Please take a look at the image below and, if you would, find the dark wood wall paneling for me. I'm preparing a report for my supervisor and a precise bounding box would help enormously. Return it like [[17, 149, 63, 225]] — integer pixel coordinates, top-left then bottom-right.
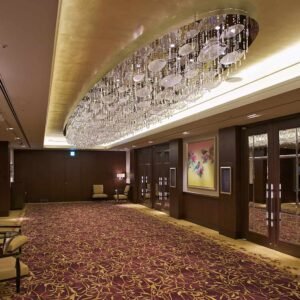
[[14, 150, 126, 202], [218, 126, 242, 238], [182, 127, 242, 234], [131, 129, 241, 235], [0, 142, 10, 216], [182, 193, 219, 230], [129, 149, 138, 203], [169, 139, 183, 219]]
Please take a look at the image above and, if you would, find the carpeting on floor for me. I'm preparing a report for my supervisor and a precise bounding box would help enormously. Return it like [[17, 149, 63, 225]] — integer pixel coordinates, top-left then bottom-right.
[[0, 202, 299, 299]]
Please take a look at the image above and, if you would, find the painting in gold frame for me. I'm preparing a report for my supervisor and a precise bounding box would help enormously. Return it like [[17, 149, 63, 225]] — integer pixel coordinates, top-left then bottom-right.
[[187, 138, 216, 190]]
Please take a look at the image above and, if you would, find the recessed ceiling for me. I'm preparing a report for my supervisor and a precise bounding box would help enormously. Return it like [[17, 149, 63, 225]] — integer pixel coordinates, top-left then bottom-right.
[[45, 0, 300, 149]]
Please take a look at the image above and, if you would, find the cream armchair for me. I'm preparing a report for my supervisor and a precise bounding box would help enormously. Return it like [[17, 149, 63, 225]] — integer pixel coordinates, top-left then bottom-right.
[[113, 185, 130, 201], [0, 222, 22, 252], [92, 184, 108, 199], [0, 233, 29, 293]]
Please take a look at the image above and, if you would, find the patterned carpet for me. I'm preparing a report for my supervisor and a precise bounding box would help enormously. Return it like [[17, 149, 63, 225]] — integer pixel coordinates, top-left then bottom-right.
[[0, 202, 299, 299]]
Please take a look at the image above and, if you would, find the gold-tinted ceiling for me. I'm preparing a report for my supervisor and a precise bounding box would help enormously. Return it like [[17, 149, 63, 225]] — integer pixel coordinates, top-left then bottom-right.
[[45, 0, 300, 144]]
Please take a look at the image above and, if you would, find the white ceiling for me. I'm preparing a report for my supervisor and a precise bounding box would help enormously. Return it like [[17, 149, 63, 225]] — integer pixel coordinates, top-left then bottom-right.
[[0, 0, 300, 150]]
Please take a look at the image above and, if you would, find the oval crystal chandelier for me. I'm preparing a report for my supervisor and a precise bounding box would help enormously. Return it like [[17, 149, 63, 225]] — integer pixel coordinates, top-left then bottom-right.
[[65, 11, 258, 148]]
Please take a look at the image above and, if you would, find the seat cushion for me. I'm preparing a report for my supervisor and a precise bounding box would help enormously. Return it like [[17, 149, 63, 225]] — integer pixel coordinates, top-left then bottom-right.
[[0, 257, 29, 280], [92, 193, 108, 199], [113, 194, 128, 200], [93, 185, 104, 194]]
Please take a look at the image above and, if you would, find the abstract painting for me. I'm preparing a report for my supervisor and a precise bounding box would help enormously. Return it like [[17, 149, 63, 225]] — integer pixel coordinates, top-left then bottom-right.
[[187, 138, 216, 190]]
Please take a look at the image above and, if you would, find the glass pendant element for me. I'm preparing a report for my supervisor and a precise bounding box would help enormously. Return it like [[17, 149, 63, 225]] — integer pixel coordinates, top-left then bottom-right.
[[65, 11, 258, 147]]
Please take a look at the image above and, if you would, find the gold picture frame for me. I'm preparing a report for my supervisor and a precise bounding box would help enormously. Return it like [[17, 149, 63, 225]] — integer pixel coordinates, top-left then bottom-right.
[[187, 138, 216, 190]]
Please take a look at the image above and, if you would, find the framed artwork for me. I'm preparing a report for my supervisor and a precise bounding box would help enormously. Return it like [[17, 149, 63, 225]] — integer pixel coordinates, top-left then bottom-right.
[[187, 138, 216, 190], [170, 168, 176, 188], [220, 166, 231, 194]]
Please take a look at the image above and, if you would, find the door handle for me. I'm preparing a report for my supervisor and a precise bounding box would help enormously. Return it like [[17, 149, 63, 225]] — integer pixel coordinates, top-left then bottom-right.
[[279, 183, 282, 200]]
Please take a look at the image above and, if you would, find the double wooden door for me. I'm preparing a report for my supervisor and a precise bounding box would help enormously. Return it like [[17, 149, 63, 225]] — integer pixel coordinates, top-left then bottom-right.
[[244, 117, 300, 257], [153, 165, 170, 213], [138, 164, 152, 208]]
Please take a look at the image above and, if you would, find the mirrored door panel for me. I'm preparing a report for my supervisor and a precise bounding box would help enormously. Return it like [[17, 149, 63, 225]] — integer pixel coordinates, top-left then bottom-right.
[[144, 165, 152, 208], [248, 133, 269, 237], [244, 118, 300, 257], [279, 128, 300, 246]]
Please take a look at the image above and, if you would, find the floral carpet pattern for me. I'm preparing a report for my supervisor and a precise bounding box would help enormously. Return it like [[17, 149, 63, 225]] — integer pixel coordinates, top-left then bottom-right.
[[0, 202, 299, 299]]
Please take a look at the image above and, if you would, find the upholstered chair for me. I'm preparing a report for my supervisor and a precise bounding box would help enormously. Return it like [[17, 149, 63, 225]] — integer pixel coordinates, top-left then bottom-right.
[[0, 222, 22, 255], [0, 233, 29, 293], [113, 185, 130, 201], [92, 184, 108, 199]]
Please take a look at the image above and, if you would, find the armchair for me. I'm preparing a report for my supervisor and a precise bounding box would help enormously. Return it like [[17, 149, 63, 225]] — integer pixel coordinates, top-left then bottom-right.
[[114, 185, 130, 201], [92, 184, 108, 200], [0, 222, 22, 255], [0, 233, 29, 293]]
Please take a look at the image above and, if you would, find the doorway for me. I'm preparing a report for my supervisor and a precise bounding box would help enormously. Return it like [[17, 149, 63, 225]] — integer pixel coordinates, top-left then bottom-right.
[[153, 145, 170, 213], [244, 117, 300, 257]]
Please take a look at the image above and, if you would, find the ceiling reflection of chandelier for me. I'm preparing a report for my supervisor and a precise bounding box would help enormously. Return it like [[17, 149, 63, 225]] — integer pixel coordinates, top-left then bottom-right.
[[248, 129, 300, 148], [65, 10, 258, 148]]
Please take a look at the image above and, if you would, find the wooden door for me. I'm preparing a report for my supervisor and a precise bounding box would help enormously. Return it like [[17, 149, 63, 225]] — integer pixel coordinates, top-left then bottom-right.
[[244, 118, 300, 257], [273, 118, 300, 257], [246, 124, 276, 248]]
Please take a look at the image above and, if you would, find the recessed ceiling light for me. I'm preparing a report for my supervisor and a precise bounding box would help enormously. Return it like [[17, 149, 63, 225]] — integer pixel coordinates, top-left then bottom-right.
[[170, 43, 175, 48], [6, 127, 14, 131], [226, 76, 243, 83], [132, 145, 136, 148], [148, 141, 153, 144], [215, 25, 221, 30], [247, 113, 261, 119], [182, 131, 190, 135], [14, 137, 21, 140]]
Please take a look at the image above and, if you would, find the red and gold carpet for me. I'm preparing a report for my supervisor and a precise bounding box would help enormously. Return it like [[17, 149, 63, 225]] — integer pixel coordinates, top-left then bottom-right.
[[0, 202, 299, 299]]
